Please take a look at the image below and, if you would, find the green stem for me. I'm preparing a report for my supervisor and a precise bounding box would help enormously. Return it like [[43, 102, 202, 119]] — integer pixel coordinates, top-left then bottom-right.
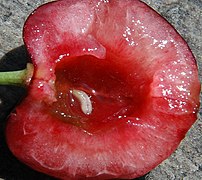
[[0, 63, 34, 86]]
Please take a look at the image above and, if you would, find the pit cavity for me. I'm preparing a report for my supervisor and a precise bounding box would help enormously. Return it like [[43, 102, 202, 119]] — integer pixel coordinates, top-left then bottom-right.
[[51, 55, 149, 132]]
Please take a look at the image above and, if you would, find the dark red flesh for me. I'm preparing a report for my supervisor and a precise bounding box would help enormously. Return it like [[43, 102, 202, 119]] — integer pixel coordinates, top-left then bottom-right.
[[6, 0, 200, 179], [52, 55, 148, 132]]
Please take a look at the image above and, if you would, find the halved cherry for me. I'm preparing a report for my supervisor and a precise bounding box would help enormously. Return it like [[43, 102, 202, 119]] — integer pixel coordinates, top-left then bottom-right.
[[5, 0, 200, 179]]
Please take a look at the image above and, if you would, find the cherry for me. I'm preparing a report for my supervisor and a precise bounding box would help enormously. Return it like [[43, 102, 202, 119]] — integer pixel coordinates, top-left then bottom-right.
[[4, 0, 200, 179]]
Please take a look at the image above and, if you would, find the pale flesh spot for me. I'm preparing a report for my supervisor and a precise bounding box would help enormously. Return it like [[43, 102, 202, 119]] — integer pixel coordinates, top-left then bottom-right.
[[72, 89, 93, 115]]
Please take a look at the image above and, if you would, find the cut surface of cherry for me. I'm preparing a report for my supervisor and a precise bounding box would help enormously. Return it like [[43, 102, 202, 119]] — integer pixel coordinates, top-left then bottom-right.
[[6, 0, 200, 179]]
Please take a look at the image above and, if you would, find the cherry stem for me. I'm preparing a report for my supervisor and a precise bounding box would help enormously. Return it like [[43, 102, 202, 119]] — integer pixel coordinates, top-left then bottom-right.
[[0, 63, 34, 86]]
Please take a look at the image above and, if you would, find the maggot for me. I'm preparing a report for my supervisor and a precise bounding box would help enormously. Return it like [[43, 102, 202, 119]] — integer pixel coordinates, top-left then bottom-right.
[[72, 89, 93, 115]]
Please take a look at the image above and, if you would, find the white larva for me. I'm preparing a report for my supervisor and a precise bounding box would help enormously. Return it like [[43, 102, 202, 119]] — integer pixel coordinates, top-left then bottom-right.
[[72, 89, 93, 115]]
